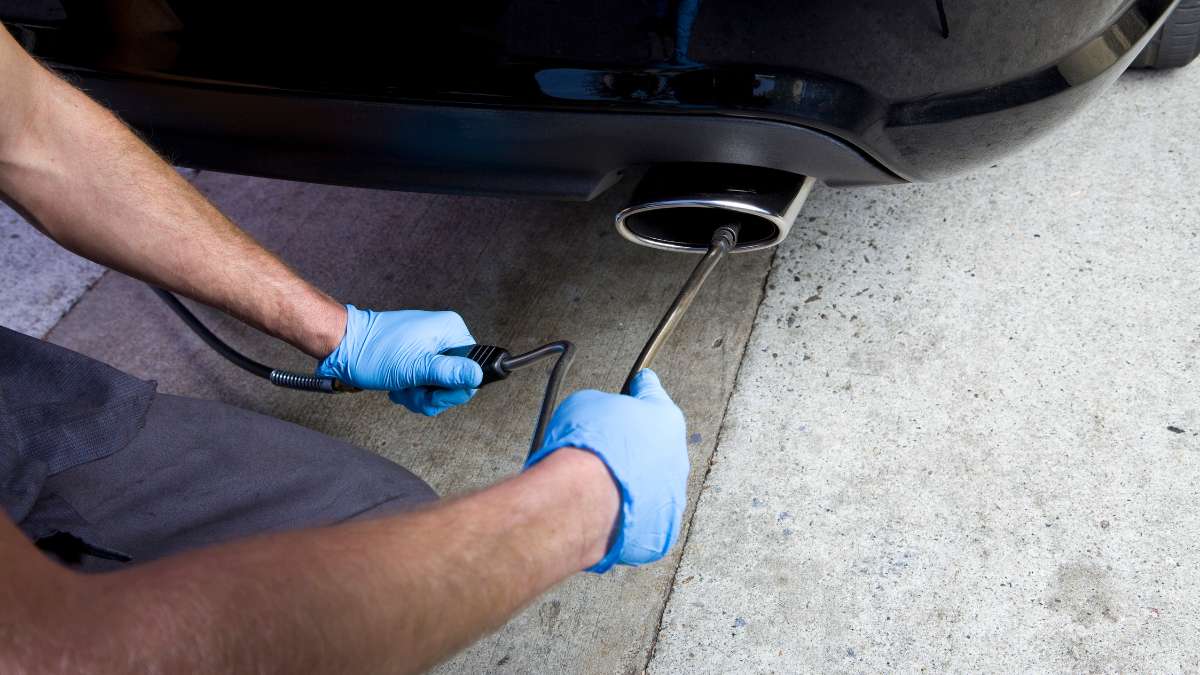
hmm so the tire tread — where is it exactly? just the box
[1146,0,1200,69]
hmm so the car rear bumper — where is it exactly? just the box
[2,0,1178,197]
[63,72,903,199]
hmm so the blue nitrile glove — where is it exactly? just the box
[316,304,484,416]
[525,369,688,573]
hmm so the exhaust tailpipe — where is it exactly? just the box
[615,164,816,253]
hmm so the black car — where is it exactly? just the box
[3,1,1195,250]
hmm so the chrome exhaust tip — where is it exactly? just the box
[615,164,815,253]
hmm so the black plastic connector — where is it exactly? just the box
[441,344,511,386]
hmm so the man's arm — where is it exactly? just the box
[0,25,344,357]
[1,447,618,674]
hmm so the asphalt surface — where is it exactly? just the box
[4,64,1199,672]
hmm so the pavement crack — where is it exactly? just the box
[40,268,110,341]
[641,245,780,673]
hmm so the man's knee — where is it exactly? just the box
[32,393,437,567]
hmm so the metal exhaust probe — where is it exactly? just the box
[621,224,739,394]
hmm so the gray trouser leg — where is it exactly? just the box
[20,393,436,572]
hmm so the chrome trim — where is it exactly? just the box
[615,175,815,253]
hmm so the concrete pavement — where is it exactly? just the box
[649,66,1200,672]
[1,202,102,338]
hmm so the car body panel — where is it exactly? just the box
[0,1,1178,196]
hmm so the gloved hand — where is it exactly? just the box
[525,369,688,573]
[316,304,483,416]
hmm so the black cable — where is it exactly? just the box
[152,284,567,451]
[500,341,575,459]
[152,287,272,378]
[151,286,348,393]
[152,283,567,443]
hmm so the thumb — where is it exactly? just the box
[628,369,671,403]
[420,355,483,389]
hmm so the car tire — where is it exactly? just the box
[1134,0,1200,69]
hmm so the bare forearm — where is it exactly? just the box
[38,449,616,674]
[0,32,343,356]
